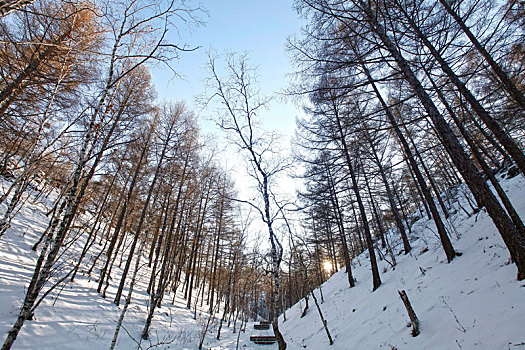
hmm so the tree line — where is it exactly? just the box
[0,1,279,349]
[278,0,525,327]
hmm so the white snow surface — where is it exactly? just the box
[0,181,260,350]
[0,175,524,349]
[280,175,525,350]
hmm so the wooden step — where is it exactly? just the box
[259,321,272,325]
[250,335,277,345]
[254,324,271,330]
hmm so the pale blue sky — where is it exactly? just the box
[151,0,305,138]
[150,1,306,235]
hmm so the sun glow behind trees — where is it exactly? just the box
[322,260,334,274]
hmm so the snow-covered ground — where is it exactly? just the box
[1,175,525,349]
[280,175,525,349]
[0,182,264,350]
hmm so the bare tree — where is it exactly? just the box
[1,1,197,348]
[0,0,36,17]
[206,52,289,350]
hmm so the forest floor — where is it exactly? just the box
[0,174,525,349]
[280,174,525,349]
[0,180,265,350]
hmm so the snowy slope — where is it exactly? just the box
[0,182,264,350]
[1,175,525,349]
[280,175,525,349]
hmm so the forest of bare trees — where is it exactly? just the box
[0,0,524,348]
[0,1,284,349]
[281,0,525,313]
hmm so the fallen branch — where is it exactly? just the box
[398,290,420,337]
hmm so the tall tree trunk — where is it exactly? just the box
[260,174,287,350]
[113,148,166,306]
[71,166,120,281]
[423,66,525,237]
[363,170,397,266]
[360,64,455,262]
[186,188,209,307]
[366,130,411,253]
[403,127,450,219]
[395,1,525,175]
[209,195,224,313]
[437,0,525,109]
[1,100,100,350]
[329,96,381,290]
[96,133,150,293]
[109,239,145,350]
[325,164,355,287]
[360,2,525,279]
[140,158,190,339]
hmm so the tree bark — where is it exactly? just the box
[360,64,455,262]
[399,289,420,337]
[0,0,36,17]
[395,1,525,175]
[360,2,525,279]
[437,0,525,109]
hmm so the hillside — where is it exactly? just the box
[2,1,525,349]
[1,174,524,349]
[0,180,257,350]
[279,174,525,350]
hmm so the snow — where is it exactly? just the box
[280,175,525,349]
[1,175,525,349]
[0,182,262,349]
